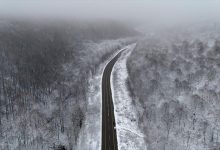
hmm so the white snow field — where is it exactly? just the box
[111,44,147,150]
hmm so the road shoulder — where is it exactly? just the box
[111,44,147,150]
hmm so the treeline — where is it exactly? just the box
[0,20,135,150]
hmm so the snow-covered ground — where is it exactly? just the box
[111,44,147,150]
[76,44,134,150]
[76,69,102,150]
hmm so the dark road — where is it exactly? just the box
[101,50,124,150]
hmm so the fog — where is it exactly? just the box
[1,1,220,150]
[1,0,220,27]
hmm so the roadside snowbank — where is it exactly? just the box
[76,43,132,150]
[111,44,147,150]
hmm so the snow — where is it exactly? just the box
[111,44,147,150]
[76,44,133,150]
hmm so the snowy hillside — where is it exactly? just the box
[127,24,220,150]
[0,20,136,150]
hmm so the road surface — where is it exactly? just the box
[102,50,124,150]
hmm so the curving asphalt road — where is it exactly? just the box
[101,50,124,150]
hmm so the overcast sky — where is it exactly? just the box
[0,0,220,26]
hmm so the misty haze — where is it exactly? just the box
[0,1,220,150]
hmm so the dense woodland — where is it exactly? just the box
[127,25,220,150]
[0,19,136,150]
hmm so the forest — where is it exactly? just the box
[0,19,136,150]
[127,24,220,150]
